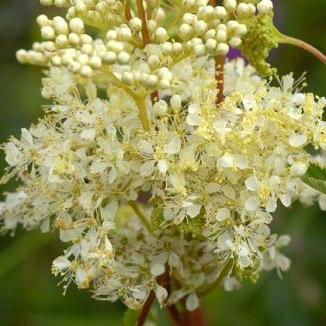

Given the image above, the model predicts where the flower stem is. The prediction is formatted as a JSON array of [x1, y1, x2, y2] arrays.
[[280, 35, 326, 65], [137, 291, 156, 326], [150, 90, 159, 103], [209, 0, 224, 107], [215, 55, 225, 106], [100, 68, 151, 130], [124, 1, 132, 21], [129, 201, 151, 231], [163, 267, 184, 325], [198, 258, 234, 296], [166, 305, 184, 325], [138, 267, 174, 325], [183, 308, 206, 326], [135, 96, 151, 131], [136, 0, 150, 46]]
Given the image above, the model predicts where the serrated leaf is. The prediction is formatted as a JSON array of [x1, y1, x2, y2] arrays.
[[302, 164, 326, 194]]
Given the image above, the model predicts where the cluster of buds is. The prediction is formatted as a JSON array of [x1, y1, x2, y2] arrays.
[[17, 0, 274, 79], [17, 15, 132, 77]]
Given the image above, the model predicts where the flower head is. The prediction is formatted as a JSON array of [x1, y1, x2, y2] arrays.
[[1, 0, 325, 312]]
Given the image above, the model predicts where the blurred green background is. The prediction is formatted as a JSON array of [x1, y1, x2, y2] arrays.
[[0, 1, 325, 325]]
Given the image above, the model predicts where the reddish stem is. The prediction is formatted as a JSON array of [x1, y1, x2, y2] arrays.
[[166, 305, 184, 325], [163, 268, 184, 325], [136, 0, 150, 45], [125, 4, 132, 21], [137, 291, 156, 326], [122, 0, 132, 21], [209, 0, 224, 106], [150, 90, 159, 103], [184, 308, 206, 326], [137, 268, 176, 326], [215, 55, 225, 106]]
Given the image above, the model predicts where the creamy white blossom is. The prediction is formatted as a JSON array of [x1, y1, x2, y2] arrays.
[[1, 0, 325, 314]]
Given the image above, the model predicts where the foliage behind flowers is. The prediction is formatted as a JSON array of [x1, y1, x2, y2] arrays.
[[0, 0, 325, 324]]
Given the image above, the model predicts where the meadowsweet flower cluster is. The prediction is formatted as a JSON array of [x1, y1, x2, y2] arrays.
[[1, 0, 325, 314]]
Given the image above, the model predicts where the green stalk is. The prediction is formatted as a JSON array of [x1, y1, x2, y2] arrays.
[[129, 201, 151, 232], [280, 35, 326, 65]]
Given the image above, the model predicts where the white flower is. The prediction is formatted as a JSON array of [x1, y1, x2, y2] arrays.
[[319, 195, 326, 211], [242, 94, 257, 110], [183, 201, 202, 219], [155, 285, 168, 304], [4, 143, 22, 166], [245, 176, 260, 192], [164, 135, 181, 154], [52, 256, 71, 274], [219, 153, 234, 168], [158, 159, 169, 175], [80, 128, 96, 141], [279, 194, 292, 207], [76, 267, 90, 289], [223, 277, 240, 292], [150, 263, 165, 277], [289, 134, 307, 147], [140, 161, 155, 177], [186, 103, 201, 126], [101, 201, 118, 229], [290, 162, 307, 176], [245, 196, 260, 211], [216, 208, 231, 221], [186, 293, 199, 311], [1, 0, 324, 308]]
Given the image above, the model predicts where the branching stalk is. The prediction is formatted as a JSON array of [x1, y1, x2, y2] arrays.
[[100, 69, 151, 130], [135, 96, 151, 131]]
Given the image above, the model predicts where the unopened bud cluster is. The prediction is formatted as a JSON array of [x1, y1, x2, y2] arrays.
[[17, 0, 273, 82]]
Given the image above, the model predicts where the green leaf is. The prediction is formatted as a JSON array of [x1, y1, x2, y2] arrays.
[[123, 309, 139, 326], [123, 307, 158, 326], [304, 164, 326, 181], [302, 164, 326, 194]]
